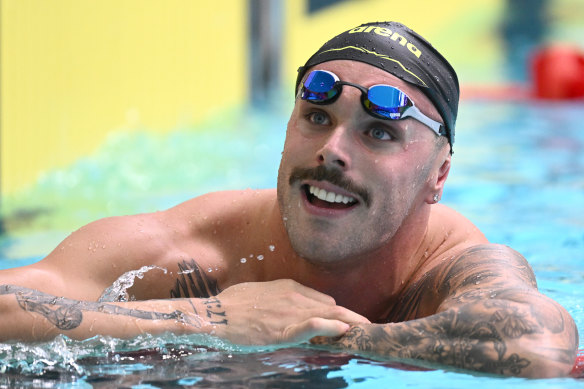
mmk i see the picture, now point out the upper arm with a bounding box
[0,213,173,301]
[435,244,578,365]
[436,244,539,311]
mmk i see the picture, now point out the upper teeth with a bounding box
[309,185,356,204]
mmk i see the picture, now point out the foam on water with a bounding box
[0,102,583,387]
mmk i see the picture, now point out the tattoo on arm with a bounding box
[322,303,534,376]
[170,259,221,298]
[322,245,578,376]
[438,245,538,298]
[202,297,228,325]
[0,284,205,331]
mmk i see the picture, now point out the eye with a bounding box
[366,127,393,141]
[306,111,331,126]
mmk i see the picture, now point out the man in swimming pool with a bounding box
[0,21,578,378]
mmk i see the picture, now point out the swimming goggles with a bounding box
[297,69,446,137]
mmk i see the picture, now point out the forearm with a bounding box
[317,299,578,378]
[0,285,220,342]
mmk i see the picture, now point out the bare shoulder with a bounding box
[425,206,536,287]
[389,206,533,320]
[421,204,489,264]
[1,189,276,300]
[424,205,539,305]
[165,188,276,231]
[127,189,279,299]
[435,243,539,300]
[0,211,176,300]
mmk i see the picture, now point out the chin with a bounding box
[286,227,374,267]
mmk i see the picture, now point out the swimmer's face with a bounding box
[277,60,451,265]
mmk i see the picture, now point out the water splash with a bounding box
[98,265,167,302]
[0,335,85,376]
[0,333,244,381]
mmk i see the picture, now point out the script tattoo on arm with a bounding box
[0,284,204,331]
[317,244,578,377]
[169,259,228,326]
[202,296,228,325]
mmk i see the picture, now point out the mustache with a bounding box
[289,165,370,207]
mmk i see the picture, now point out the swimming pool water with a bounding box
[0,100,583,387]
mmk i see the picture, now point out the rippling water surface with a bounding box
[1,102,583,387]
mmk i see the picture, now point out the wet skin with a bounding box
[0,61,578,378]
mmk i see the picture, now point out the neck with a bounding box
[263,197,432,311]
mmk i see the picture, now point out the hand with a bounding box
[206,279,370,345]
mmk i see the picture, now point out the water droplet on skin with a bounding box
[240,258,247,264]
[269,245,275,252]
[207,268,213,273]
[249,254,253,258]
[257,255,264,261]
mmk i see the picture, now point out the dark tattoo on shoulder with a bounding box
[170,259,221,298]
[0,284,204,331]
[383,272,433,322]
[438,245,538,297]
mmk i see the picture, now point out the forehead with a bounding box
[307,60,440,120]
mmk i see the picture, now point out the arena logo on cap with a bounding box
[348,26,422,58]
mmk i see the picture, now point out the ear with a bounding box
[425,152,451,204]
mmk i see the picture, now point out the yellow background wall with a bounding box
[0,0,504,199]
[2,0,581,202]
[1,0,247,195]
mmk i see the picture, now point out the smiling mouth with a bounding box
[303,184,358,210]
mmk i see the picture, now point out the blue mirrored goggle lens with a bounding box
[365,85,411,119]
[301,70,339,102]
[301,70,413,119]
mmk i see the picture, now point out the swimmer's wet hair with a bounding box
[296,21,459,151]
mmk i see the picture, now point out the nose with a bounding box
[316,126,352,170]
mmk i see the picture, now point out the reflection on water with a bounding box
[0,334,426,388]
[1,102,584,387]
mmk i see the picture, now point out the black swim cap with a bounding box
[296,21,459,150]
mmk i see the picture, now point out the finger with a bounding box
[282,318,350,344]
[313,305,371,325]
